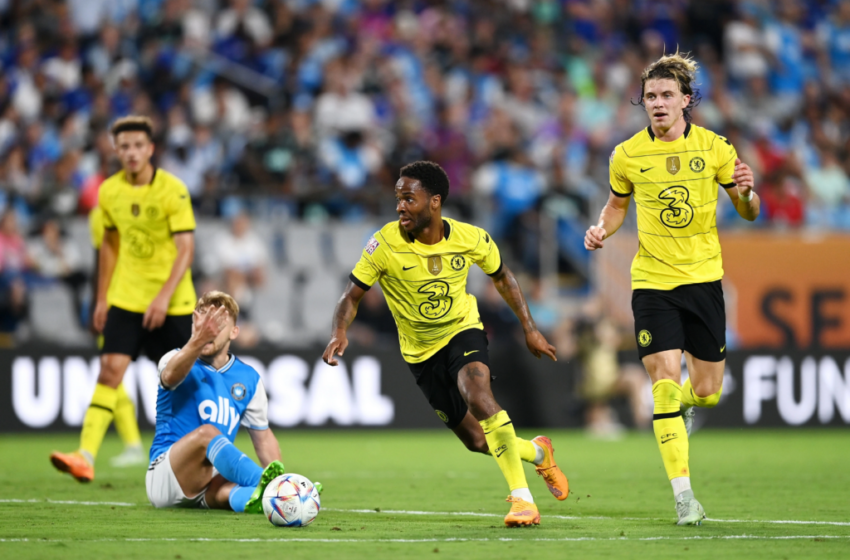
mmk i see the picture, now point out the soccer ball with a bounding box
[262,473,321,527]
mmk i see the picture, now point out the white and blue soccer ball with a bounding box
[262,473,321,527]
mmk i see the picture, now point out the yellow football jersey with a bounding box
[610,123,738,290]
[88,206,104,250]
[98,168,197,315]
[350,218,502,363]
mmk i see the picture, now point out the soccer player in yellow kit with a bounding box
[584,53,759,525]
[51,116,197,482]
[87,206,145,467]
[322,161,569,527]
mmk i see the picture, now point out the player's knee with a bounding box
[691,377,722,399]
[463,435,489,454]
[195,424,223,446]
[98,356,129,387]
[692,384,722,408]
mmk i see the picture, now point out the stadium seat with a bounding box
[251,267,296,345]
[298,270,345,342]
[330,222,377,273]
[28,283,90,345]
[282,223,328,273]
[67,219,96,271]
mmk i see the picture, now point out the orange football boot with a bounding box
[50,451,94,483]
[532,435,569,500]
[504,496,540,527]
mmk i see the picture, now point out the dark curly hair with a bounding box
[636,52,701,122]
[400,161,450,205]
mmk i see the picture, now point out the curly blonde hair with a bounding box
[639,52,700,122]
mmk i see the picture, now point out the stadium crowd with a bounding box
[1,0,850,229]
[1,0,850,353]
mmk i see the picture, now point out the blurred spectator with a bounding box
[478,281,520,342]
[347,286,397,348]
[804,148,850,228]
[575,315,650,438]
[215,212,267,318]
[0,209,31,338]
[761,168,806,228]
[28,218,88,326]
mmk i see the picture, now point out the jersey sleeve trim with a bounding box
[720,181,737,188]
[171,229,196,234]
[610,184,632,197]
[157,349,182,390]
[349,272,372,291]
[486,260,503,277]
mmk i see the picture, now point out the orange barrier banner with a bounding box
[720,232,850,349]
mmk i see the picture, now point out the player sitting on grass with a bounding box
[145,291,288,512]
[323,161,568,527]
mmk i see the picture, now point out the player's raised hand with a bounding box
[584,225,607,251]
[732,158,754,196]
[143,293,170,331]
[322,331,349,366]
[192,305,229,344]
[525,330,557,361]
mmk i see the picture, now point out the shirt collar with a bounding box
[198,353,235,373]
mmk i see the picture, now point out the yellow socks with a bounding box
[80,383,118,462]
[681,378,722,409]
[515,438,538,464]
[113,384,142,448]
[480,410,530,492]
[652,380,689,480]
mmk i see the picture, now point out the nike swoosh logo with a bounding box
[720,345,726,352]
[661,436,677,444]
[495,448,507,457]
[464,350,479,357]
[403,265,416,271]
[640,167,654,173]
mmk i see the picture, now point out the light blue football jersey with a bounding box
[149,350,269,462]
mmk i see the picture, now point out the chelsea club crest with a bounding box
[231,383,247,401]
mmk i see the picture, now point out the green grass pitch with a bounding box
[1,429,848,559]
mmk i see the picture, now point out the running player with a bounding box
[146,291,286,512]
[322,161,568,527]
[584,53,759,525]
[51,116,197,482]
[87,206,145,467]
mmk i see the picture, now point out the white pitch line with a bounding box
[2,500,849,527]
[1,535,849,544]
[327,508,850,527]
[0,499,136,507]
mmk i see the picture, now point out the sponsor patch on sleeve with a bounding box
[365,236,380,255]
[609,148,616,162]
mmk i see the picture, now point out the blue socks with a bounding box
[206,435,262,488]
[228,485,255,513]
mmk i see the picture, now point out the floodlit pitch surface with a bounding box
[1,429,848,559]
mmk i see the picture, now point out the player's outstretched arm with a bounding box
[93,228,119,333]
[490,265,557,361]
[584,190,631,251]
[143,231,195,331]
[725,158,760,221]
[248,427,281,467]
[322,281,367,366]
[160,306,229,388]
